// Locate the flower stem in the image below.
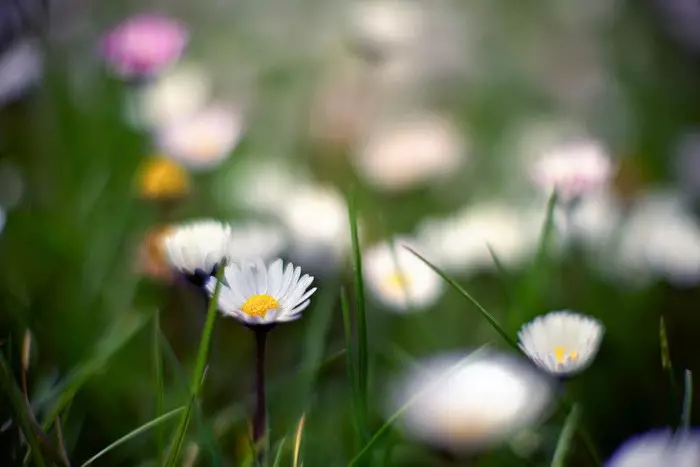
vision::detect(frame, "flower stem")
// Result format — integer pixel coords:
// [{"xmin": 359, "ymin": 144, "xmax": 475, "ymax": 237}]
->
[{"xmin": 253, "ymin": 329, "xmax": 268, "ymax": 464}]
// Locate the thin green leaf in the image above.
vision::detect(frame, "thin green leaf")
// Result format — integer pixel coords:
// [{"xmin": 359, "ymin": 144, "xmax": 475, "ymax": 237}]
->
[
  {"xmin": 341, "ymin": 287, "xmax": 363, "ymax": 449},
  {"xmin": 80, "ymin": 406, "xmax": 184, "ymax": 467},
  {"xmin": 535, "ymin": 190, "xmax": 559, "ymax": 267},
  {"xmin": 404, "ymin": 246, "xmax": 520, "ymax": 351},
  {"xmin": 0, "ymin": 354, "xmax": 47, "ymax": 467},
  {"xmin": 164, "ymin": 263, "xmax": 226, "ymax": 466},
  {"xmin": 660, "ymin": 316, "xmax": 679, "ymax": 427},
  {"xmin": 551, "ymin": 404, "xmax": 580, "ymax": 467},
  {"xmin": 271, "ymin": 437, "xmax": 286, "ymax": 467},
  {"xmin": 301, "ymin": 279, "xmax": 338, "ymax": 398},
  {"xmin": 682, "ymin": 369, "xmax": 693, "ymax": 430},
  {"xmin": 347, "ymin": 189, "xmax": 369, "ymax": 437},
  {"xmin": 153, "ymin": 310, "xmax": 165, "ymax": 465},
  {"xmin": 348, "ymin": 346, "xmax": 489, "ymax": 466}
]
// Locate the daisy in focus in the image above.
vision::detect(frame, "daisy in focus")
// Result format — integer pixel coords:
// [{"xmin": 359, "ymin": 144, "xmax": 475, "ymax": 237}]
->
[
  {"xmin": 606, "ymin": 428, "xmax": 700, "ymax": 467},
  {"xmin": 363, "ymin": 240, "xmax": 443, "ymax": 312},
  {"xmin": 205, "ymin": 259, "xmax": 317, "ymax": 326},
  {"xmin": 162, "ymin": 220, "xmax": 231, "ymax": 276},
  {"xmin": 155, "ymin": 105, "xmax": 244, "ymax": 170},
  {"xmin": 529, "ymin": 136, "xmax": 614, "ymax": 202},
  {"xmin": 388, "ymin": 350, "xmax": 554, "ymax": 453},
  {"xmin": 100, "ymin": 13, "xmax": 189, "ymax": 79},
  {"xmin": 517, "ymin": 310, "xmax": 605, "ymax": 376}
]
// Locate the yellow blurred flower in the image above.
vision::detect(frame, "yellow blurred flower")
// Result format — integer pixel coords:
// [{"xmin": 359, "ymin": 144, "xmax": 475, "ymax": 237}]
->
[
  {"xmin": 136, "ymin": 225, "xmax": 175, "ymax": 281},
  {"xmin": 136, "ymin": 156, "xmax": 190, "ymax": 200}
]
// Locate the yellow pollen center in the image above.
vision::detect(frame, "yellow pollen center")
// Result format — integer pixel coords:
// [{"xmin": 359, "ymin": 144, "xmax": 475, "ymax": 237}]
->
[
  {"xmin": 241, "ymin": 294, "xmax": 279, "ymax": 318},
  {"xmin": 383, "ymin": 272, "xmax": 413, "ymax": 293},
  {"xmin": 553, "ymin": 347, "xmax": 579, "ymax": 364}
]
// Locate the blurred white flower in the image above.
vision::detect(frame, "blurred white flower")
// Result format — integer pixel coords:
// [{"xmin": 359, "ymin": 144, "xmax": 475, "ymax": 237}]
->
[
  {"xmin": 0, "ymin": 39, "xmax": 43, "ymax": 106},
  {"xmin": 555, "ymin": 188, "xmax": 623, "ymax": 252},
  {"xmin": 227, "ymin": 222, "xmax": 287, "ymax": 263},
  {"xmin": 611, "ymin": 191, "xmax": 700, "ymax": 287},
  {"xmin": 156, "ymin": 105, "xmax": 244, "ymax": 170},
  {"xmin": 362, "ymin": 239, "xmax": 443, "ymax": 312},
  {"xmin": 279, "ymin": 184, "xmax": 350, "ymax": 270},
  {"xmin": 606, "ymin": 429, "xmax": 700, "ymax": 467},
  {"xmin": 388, "ymin": 350, "xmax": 554, "ymax": 452},
  {"xmin": 163, "ymin": 220, "xmax": 231, "ymax": 275},
  {"xmin": 417, "ymin": 201, "xmax": 540, "ymax": 274},
  {"xmin": 205, "ymin": 259, "xmax": 316, "ymax": 326},
  {"xmin": 354, "ymin": 113, "xmax": 467, "ymax": 192},
  {"xmin": 350, "ymin": 1, "xmax": 425, "ymax": 54},
  {"xmin": 126, "ymin": 63, "xmax": 211, "ymax": 130},
  {"xmin": 529, "ymin": 137, "xmax": 614, "ymax": 202},
  {"xmin": 226, "ymin": 159, "xmax": 304, "ymax": 215},
  {"xmin": 517, "ymin": 310, "xmax": 605, "ymax": 376}
]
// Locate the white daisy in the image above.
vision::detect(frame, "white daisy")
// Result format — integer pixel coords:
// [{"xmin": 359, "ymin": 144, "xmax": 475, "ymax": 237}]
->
[
  {"xmin": 162, "ymin": 220, "xmax": 231, "ymax": 275},
  {"xmin": 155, "ymin": 105, "xmax": 244, "ymax": 170},
  {"xmin": 227, "ymin": 222, "xmax": 288, "ymax": 263},
  {"xmin": 205, "ymin": 259, "xmax": 317, "ymax": 326},
  {"xmin": 363, "ymin": 239, "xmax": 443, "ymax": 312},
  {"xmin": 517, "ymin": 310, "xmax": 605, "ymax": 376},
  {"xmin": 388, "ymin": 350, "xmax": 554, "ymax": 453},
  {"xmin": 529, "ymin": 136, "xmax": 614, "ymax": 202},
  {"xmin": 606, "ymin": 429, "xmax": 700, "ymax": 467},
  {"xmin": 353, "ymin": 113, "xmax": 467, "ymax": 192}
]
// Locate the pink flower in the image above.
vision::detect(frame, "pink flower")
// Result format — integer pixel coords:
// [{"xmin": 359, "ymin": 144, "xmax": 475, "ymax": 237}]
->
[
  {"xmin": 529, "ymin": 138, "xmax": 614, "ymax": 201},
  {"xmin": 101, "ymin": 14, "xmax": 188, "ymax": 79}
]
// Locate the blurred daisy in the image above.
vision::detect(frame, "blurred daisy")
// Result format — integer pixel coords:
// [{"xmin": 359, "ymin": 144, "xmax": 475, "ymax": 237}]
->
[
  {"xmin": 529, "ymin": 136, "xmax": 614, "ymax": 202},
  {"xmin": 517, "ymin": 310, "xmax": 605, "ymax": 376},
  {"xmin": 205, "ymin": 259, "xmax": 316, "ymax": 326},
  {"xmin": 155, "ymin": 105, "xmax": 244, "ymax": 170},
  {"xmin": 388, "ymin": 350, "xmax": 554, "ymax": 453},
  {"xmin": 279, "ymin": 184, "xmax": 351, "ymax": 270},
  {"xmin": 606, "ymin": 429, "xmax": 700, "ymax": 467},
  {"xmin": 137, "ymin": 225, "xmax": 174, "ymax": 280},
  {"xmin": 136, "ymin": 156, "xmax": 190, "ymax": 200},
  {"xmin": 555, "ymin": 188, "xmax": 622, "ymax": 252},
  {"xmin": 225, "ymin": 158, "xmax": 304, "ymax": 215},
  {"xmin": 100, "ymin": 13, "xmax": 188, "ymax": 79},
  {"xmin": 363, "ymin": 239, "xmax": 443, "ymax": 312},
  {"xmin": 354, "ymin": 113, "xmax": 467, "ymax": 192},
  {"xmin": 611, "ymin": 191, "xmax": 700, "ymax": 287},
  {"xmin": 126, "ymin": 62, "xmax": 211, "ymax": 130},
  {"xmin": 0, "ymin": 39, "xmax": 42, "ymax": 106},
  {"xmin": 417, "ymin": 201, "xmax": 540, "ymax": 274},
  {"xmin": 162, "ymin": 220, "xmax": 231, "ymax": 276},
  {"xmin": 227, "ymin": 222, "xmax": 288, "ymax": 263},
  {"xmin": 350, "ymin": 0, "xmax": 425, "ymax": 55}
]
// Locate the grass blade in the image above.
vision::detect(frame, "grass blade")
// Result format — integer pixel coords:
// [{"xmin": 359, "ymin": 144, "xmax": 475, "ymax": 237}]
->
[
  {"xmin": 681, "ymin": 369, "xmax": 693, "ymax": 430},
  {"xmin": 403, "ymin": 246, "xmax": 520, "ymax": 351},
  {"xmin": 271, "ymin": 437, "xmax": 286, "ymax": 467},
  {"xmin": 301, "ymin": 280, "xmax": 338, "ymax": 399},
  {"xmin": 80, "ymin": 406, "xmax": 184, "ymax": 467},
  {"xmin": 347, "ymin": 190, "xmax": 369, "ymax": 436},
  {"xmin": 152, "ymin": 310, "xmax": 165, "ymax": 465},
  {"xmin": 340, "ymin": 287, "xmax": 363, "ymax": 448},
  {"xmin": 293, "ymin": 413, "xmax": 306, "ymax": 467},
  {"xmin": 164, "ymin": 263, "xmax": 226, "ymax": 466},
  {"xmin": 551, "ymin": 404, "xmax": 580, "ymax": 467},
  {"xmin": 0, "ymin": 354, "xmax": 47, "ymax": 467},
  {"xmin": 660, "ymin": 316, "xmax": 679, "ymax": 427},
  {"xmin": 348, "ymin": 346, "xmax": 489, "ymax": 466}
]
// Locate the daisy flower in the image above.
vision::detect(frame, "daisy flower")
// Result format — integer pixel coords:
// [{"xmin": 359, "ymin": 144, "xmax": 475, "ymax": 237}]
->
[
  {"xmin": 162, "ymin": 220, "xmax": 231, "ymax": 276},
  {"xmin": 100, "ymin": 13, "xmax": 189, "ymax": 79},
  {"xmin": 227, "ymin": 222, "xmax": 288, "ymax": 263},
  {"xmin": 388, "ymin": 350, "xmax": 554, "ymax": 453},
  {"xmin": 606, "ymin": 428, "xmax": 700, "ymax": 467},
  {"xmin": 363, "ymin": 239, "xmax": 443, "ymax": 312},
  {"xmin": 155, "ymin": 105, "xmax": 244, "ymax": 170},
  {"xmin": 517, "ymin": 310, "xmax": 605, "ymax": 376},
  {"xmin": 205, "ymin": 259, "xmax": 317, "ymax": 326}
]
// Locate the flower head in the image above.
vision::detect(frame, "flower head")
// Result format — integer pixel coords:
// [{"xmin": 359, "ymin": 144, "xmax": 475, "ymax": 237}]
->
[
  {"xmin": 136, "ymin": 156, "xmax": 190, "ymax": 200},
  {"xmin": 606, "ymin": 428, "xmax": 700, "ymax": 467},
  {"xmin": 227, "ymin": 223, "xmax": 287, "ymax": 263},
  {"xmin": 162, "ymin": 220, "xmax": 231, "ymax": 276},
  {"xmin": 388, "ymin": 350, "xmax": 554, "ymax": 453},
  {"xmin": 363, "ymin": 240, "xmax": 443, "ymax": 312},
  {"xmin": 205, "ymin": 259, "xmax": 316, "ymax": 326},
  {"xmin": 155, "ymin": 105, "xmax": 244, "ymax": 170},
  {"xmin": 517, "ymin": 310, "xmax": 604, "ymax": 376},
  {"xmin": 100, "ymin": 13, "xmax": 188, "ymax": 79},
  {"xmin": 529, "ymin": 137, "xmax": 614, "ymax": 201}
]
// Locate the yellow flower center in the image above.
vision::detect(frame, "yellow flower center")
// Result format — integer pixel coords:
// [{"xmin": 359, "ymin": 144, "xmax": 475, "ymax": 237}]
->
[
  {"xmin": 137, "ymin": 157, "xmax": 190, "ymax": 199},
  {"xmin": 241, "ymin": 294, "xmax": 279, "ymax": 318},
  {"xmin": 383, "ymin": 272, "xmax": 413, "ymax": 293},
  {"xmin": 553, "ymin": 347, "xmax": 579, "ymax": 364}
]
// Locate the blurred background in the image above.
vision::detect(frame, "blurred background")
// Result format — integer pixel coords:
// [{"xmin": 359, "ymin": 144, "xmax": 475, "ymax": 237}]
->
[{"xmin": 1, "ymin": 0, "xmax": 700, "ymax": 465}]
